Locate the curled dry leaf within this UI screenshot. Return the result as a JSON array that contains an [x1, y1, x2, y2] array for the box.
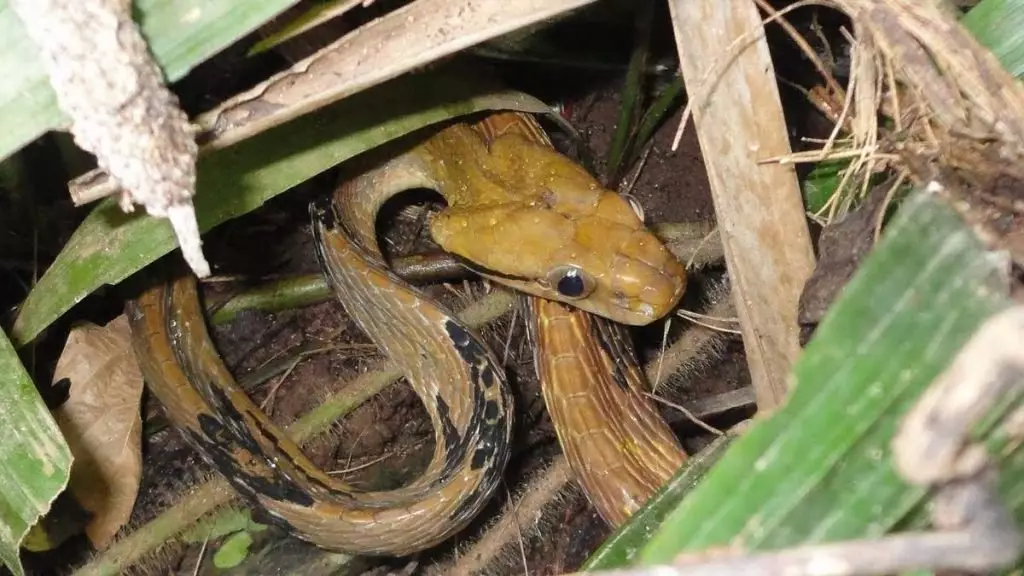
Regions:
[[53, 315, 143, 549]]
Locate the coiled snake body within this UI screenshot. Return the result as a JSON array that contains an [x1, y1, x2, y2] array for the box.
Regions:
[[127, 111, 688, 554]]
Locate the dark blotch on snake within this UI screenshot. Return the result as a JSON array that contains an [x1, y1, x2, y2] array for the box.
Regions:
[[192, 413, 315, 508], [444, 320, 481, 365], [481, 365, 495, 388], [484, 399, 499, 421], [470, 445, 490, 470], [444, 320, 500, 391], [435, 394, 465, 480], [178, 348, 328, 504]]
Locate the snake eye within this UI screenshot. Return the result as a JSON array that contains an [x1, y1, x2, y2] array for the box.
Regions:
[[546, 265, 595, 299]]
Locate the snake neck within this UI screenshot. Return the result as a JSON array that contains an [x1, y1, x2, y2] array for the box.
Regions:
[[332, 149, 443, 265], [333, 113, 545, 263]]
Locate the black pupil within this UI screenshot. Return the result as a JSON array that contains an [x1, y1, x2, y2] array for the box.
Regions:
[[556, 270, 586, 297]]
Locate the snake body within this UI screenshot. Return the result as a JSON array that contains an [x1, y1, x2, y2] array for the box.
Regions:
[[527, 296, 687, 525], [127, 111, 687, 554], [127, 242, 512, 554]]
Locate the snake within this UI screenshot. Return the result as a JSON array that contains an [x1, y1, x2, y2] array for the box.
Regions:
[[126, 110, 689, 555]]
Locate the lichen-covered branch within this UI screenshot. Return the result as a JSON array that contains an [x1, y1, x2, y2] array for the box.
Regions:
[[10, 0, 209, 277]]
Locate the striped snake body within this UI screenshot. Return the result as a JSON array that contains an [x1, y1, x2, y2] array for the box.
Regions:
[[127, 110, 687, 554]]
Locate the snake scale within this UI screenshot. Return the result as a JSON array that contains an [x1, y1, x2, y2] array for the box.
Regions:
[[127, 110, 688, 554]]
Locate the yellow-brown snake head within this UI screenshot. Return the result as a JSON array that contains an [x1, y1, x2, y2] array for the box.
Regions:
[[426, 120, 686, 326]]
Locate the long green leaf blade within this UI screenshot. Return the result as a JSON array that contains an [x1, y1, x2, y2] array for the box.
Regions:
[[0, 0, 301, 162], [0, 330, 72, 576], [11, 70, 551, 346], [637, 191, 1012, 562]]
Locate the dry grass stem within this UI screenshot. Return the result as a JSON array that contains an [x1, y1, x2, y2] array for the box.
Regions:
[[646, 393, 726, 437]]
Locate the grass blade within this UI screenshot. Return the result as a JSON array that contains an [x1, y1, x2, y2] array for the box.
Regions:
[[604, 0, 655, 186]]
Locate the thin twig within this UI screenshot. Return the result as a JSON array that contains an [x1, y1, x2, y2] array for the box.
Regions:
[[646, 393, 726, 437], [649, 292, 735, 392], [259, 356, 301, 412], [872, 171, 907, 242], [329, 452, 394, 476], [190, 536, 208, 576], [751, 0, 844, 98], [675, 309, 741, 334], [652, 318, 672, 393]]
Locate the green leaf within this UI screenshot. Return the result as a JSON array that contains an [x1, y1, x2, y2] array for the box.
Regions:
[[604, 0, 654, 186], [636, 191, 1013, 563], [0, 329, 73, 576], [964, 0, 1024, 77], [801, 158, 845, 215], [213, 530, 254, 569], [10, 70, 551, 347], [630, 77, 683, 166], [0, 0, 302, 162]]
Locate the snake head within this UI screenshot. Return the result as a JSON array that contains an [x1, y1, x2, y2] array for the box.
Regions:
[[429, 135, 686, 326]]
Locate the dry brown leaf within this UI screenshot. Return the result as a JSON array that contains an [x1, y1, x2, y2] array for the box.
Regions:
[[53, 314, 143, 549]]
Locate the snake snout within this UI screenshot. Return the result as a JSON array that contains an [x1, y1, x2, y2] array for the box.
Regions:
[[606, 254, 687, 326]]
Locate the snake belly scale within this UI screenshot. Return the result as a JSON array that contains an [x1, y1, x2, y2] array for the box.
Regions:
[[127, 110, 688, 555]]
